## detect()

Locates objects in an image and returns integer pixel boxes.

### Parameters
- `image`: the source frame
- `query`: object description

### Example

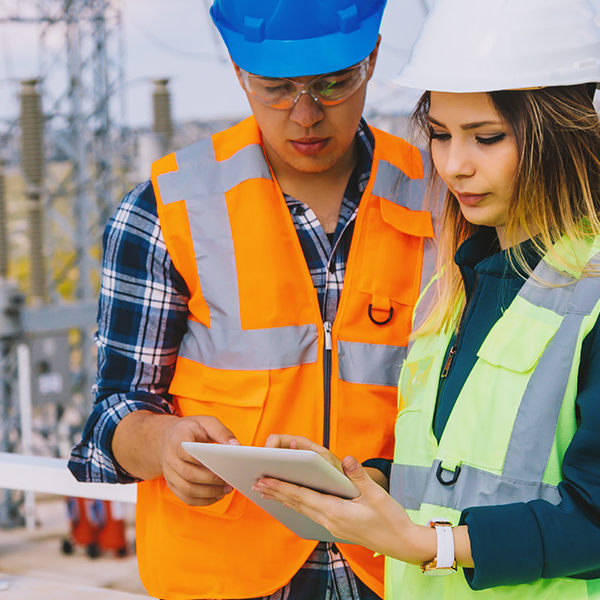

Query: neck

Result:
[264,139,358,233]
[495,224,532,250]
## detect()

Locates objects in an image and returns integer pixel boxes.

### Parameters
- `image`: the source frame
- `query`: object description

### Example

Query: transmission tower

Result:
[0,0,126,526]
[39,0,126,301]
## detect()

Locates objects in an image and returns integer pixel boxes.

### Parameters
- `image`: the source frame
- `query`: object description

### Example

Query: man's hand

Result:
[112,411,239,506]
[159,415,240,506]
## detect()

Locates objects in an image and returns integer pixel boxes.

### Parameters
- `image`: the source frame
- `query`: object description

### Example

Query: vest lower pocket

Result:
[158,476,247,520]
[167,367,270,518]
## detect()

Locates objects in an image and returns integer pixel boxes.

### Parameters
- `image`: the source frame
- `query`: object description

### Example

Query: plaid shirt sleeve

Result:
[68,181,190,483]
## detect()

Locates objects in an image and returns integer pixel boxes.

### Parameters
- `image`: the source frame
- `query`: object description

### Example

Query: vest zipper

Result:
[437,273,479,399]
[440,345,456,378]
[323,320,333,449]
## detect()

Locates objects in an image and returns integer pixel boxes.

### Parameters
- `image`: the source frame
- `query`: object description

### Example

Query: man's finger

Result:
[194,415,240,445]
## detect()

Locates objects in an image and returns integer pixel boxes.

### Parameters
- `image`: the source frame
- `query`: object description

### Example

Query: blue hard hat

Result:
[210,0,387,77]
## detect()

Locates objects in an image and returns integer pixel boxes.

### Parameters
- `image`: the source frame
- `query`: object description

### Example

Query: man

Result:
[69,1,433,599]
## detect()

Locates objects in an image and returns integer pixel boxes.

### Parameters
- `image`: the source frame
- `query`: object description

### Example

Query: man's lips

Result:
[290,137,330,155]
[456,192,489,206]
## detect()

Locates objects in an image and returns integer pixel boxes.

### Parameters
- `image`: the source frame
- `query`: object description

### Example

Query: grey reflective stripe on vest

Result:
[156,140,318,370]
[372,160,427,212]
[183,319,318,370]
[338,341,407,386]
[390,461,561,512]
[503,251,600,481]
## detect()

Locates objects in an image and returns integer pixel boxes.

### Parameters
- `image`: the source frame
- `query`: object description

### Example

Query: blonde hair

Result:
[412,84,600,336]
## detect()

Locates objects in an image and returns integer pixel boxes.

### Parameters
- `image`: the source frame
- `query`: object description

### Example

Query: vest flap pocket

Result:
[172,368,269,448]
[379,198,434,238]
[477,314,559,372]
[170,362,268,408]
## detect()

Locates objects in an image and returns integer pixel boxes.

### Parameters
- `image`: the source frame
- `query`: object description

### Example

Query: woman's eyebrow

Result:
[428,115,502,130]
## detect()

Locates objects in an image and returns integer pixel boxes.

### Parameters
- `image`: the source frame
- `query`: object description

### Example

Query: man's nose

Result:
[288,91,325,128]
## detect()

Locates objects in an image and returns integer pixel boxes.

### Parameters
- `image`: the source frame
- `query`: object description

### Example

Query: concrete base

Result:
[0,573,149,599]
[0,495,151,598]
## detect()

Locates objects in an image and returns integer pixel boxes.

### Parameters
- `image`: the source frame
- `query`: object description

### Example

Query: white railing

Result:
[0,452,136,503]
[0,342,136,531]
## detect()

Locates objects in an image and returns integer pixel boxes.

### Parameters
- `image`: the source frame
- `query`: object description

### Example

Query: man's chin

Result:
[283,153,339,175]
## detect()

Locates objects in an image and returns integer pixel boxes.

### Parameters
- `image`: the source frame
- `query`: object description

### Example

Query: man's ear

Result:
[232,61,246,90]
[367,35,382,81]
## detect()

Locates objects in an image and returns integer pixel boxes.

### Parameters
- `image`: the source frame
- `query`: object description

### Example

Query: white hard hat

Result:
[395,0,600,92]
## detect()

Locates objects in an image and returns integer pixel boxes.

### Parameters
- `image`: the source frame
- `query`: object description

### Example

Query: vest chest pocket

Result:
[372,198,434,307]
[477,311,562,373]
[165,366,269,519]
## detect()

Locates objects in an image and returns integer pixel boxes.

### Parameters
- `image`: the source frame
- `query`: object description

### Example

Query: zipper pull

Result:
[440,345,456,378]
[324,321,333,351]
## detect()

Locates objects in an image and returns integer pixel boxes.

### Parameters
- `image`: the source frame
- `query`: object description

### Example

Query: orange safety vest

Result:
[137,116,433,600]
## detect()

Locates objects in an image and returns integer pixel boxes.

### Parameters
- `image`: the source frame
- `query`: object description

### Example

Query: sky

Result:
[0,0,598,130]
[0,0,430,129]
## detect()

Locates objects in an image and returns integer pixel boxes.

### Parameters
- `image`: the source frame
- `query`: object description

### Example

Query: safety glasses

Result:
[239,58,370,110]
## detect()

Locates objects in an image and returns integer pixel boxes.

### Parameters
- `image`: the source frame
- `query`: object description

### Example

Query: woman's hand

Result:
[264,434,343,472]
[253,455,435,564]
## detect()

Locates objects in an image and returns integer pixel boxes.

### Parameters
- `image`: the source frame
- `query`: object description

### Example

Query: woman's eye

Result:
[430,131,450,141]
[476,133,507,145]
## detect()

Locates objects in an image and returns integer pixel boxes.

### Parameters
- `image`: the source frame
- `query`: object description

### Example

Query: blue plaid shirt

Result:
[68,120,375,483]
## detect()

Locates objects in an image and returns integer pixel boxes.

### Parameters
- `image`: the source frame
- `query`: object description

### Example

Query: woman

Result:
[252,0,600,597]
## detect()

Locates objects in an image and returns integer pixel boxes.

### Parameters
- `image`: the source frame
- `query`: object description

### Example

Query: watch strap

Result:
[421,520,457,575]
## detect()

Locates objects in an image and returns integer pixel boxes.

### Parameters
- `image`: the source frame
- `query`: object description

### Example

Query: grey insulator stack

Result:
[0,161,7,278]
[152,78,173,155]
[19,79,46,303]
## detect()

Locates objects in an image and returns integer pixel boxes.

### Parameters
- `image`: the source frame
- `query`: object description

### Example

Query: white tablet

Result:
[181,442,359,543]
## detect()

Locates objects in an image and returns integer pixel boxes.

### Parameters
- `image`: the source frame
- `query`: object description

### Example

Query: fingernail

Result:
[228,438,241,446]
[342,456,359,473]
[223,485,233,494]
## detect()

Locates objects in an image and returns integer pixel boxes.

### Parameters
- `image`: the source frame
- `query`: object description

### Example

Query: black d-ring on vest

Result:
[368,303,394,325]
[436,462,462,486]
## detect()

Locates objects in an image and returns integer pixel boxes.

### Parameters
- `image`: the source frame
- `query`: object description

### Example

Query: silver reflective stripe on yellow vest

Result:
[155,137,419,378]
[503,254,600,482]
[392,250,600,511]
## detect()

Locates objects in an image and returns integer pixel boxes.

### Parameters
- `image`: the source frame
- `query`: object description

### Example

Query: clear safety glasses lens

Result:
[241,59,369,110]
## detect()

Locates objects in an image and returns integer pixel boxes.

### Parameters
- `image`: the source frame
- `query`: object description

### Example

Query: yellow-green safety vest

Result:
[387,236,600,599]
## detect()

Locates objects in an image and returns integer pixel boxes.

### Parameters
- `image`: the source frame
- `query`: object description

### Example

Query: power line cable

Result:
[131,17,224,61]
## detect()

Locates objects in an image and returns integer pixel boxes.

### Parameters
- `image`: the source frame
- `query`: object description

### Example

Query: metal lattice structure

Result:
[0,0,126,527]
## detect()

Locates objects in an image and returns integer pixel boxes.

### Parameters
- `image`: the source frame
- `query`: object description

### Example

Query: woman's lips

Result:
[456,192,489,206]
[290,137,330,155]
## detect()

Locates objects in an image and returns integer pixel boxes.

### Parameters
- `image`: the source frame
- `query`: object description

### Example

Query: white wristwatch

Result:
[421,520,457,575]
